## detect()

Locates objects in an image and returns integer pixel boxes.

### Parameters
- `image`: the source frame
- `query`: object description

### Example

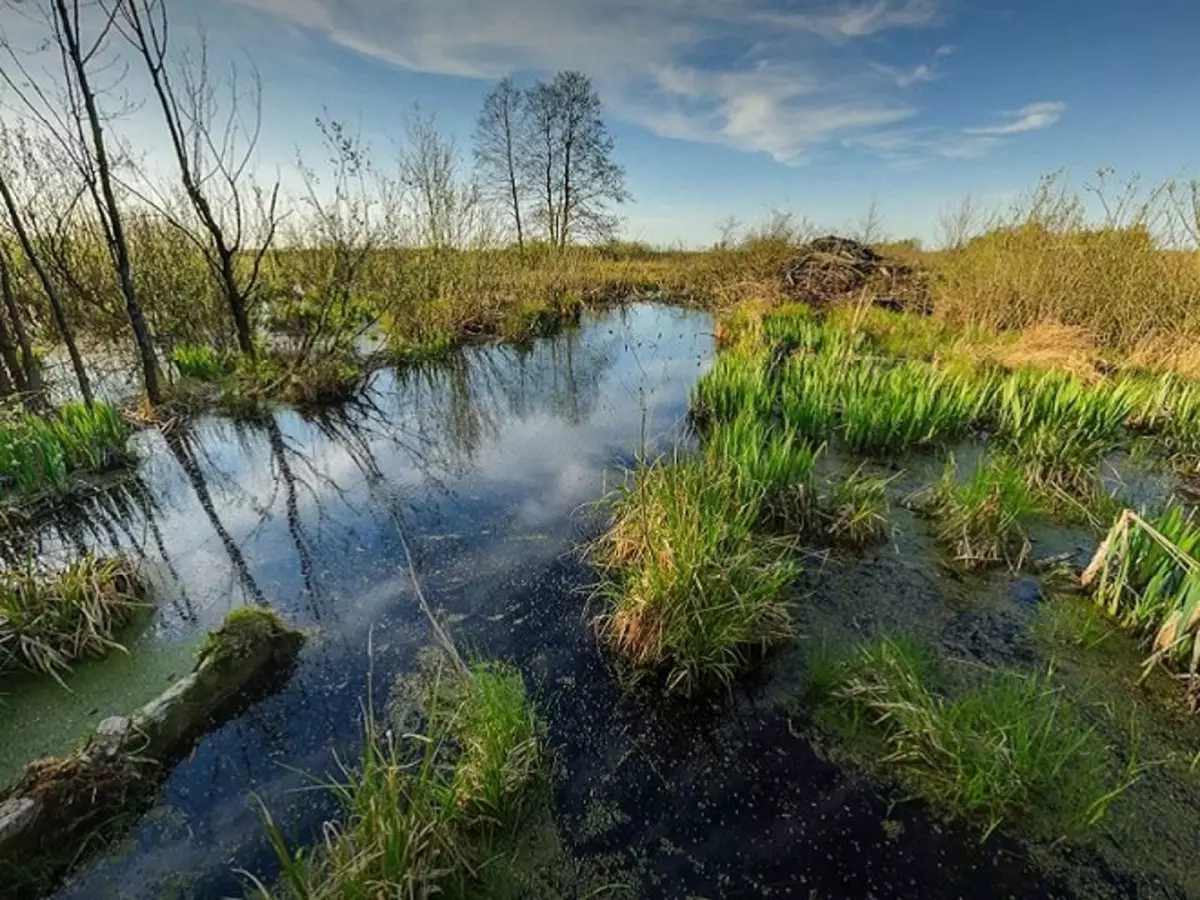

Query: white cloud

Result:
[966,101,1066,136]
[221,0,943,163]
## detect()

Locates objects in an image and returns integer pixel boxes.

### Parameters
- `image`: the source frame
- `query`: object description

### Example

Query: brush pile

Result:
[779,236,930,312]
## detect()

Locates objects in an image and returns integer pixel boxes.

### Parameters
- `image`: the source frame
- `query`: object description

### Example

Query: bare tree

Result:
[935,193,982,250]
[0,246,41,400]
[474,77,526,249]
[0,124,89,404]
[0,0,162,403]
[854,192,886,246]
[521,71,629,248]
[112,0,280,359]
[399,108,483,251]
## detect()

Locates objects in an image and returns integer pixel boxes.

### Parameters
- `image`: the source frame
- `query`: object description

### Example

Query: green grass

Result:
[0,403,131,498]
[822,637,1132,840]
[705,413,821,532]
[252,660,542,900]
[932,455,1042,569]
[171,344,229,381]
[0,554,142,680]
[1086,506,1200,674]
[838,361,993,455]
[690,348,774,428]
[589,453,797,692]
[994,370,1133,488]
[822,466,892,546]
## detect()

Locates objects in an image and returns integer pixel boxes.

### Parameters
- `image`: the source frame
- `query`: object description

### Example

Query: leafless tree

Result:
[0,0,162,403]
[474,77,526,249]
[521,71,629,248]
[112,0,280,359]
[0,123,89,403]
[854,192,886,246]
[399,108,484,251]
[935,193,982,250]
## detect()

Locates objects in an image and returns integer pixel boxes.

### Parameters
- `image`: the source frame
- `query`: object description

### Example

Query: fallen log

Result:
[0,606,304,892]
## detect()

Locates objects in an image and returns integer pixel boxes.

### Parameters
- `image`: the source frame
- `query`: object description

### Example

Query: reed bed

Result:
[253,660,542,900]
[826,638,1130,840]
[994,370,1134,488]
[0,554,142,679]
[1084,507,1200,677]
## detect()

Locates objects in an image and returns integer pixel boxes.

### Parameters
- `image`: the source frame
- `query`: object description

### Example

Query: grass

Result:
[0,554,142,680]
[589,453,797,693]
[994,369,1133,489]
[171,344,230,381]
[819,637,1133,840]
[0,403,131,498]
[690,347,774,428]
[705,413,821,532]
[251,659,542,900]
[1085,506,1200,676]
[932,455,1042,569]
[823,466,892,546]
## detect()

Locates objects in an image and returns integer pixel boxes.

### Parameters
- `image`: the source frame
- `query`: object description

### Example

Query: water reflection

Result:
[4,305,710,898]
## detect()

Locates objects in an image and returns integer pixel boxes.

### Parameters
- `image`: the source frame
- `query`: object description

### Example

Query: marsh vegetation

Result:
[1,2,1200,898]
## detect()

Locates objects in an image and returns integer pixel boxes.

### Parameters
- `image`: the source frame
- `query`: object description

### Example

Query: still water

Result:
[5,304,1073,898]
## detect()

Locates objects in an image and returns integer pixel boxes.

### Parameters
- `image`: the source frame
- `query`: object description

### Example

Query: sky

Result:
[6,0,1200,247]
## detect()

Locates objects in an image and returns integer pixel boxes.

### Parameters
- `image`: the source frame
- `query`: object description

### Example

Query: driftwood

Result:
[0,607,304,885]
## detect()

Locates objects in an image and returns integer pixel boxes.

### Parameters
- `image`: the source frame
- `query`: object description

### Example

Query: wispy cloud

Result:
[219,0,1047,166]
[966,101,1066,136]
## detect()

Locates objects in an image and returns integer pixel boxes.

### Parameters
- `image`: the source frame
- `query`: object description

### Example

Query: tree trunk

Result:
[221,252,255,358]
[504,109,524,250]
[0,254,29,396]
[0,173,90,405]
[0,255,42,404]
[54,0,161,405]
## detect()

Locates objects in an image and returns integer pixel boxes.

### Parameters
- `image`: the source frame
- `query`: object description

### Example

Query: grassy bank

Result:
[0,402,132,503]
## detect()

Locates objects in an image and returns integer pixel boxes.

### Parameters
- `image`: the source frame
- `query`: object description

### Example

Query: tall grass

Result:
[1085,507,1200,675]
[932,455,1042,569]
[823,466,892,546]
[0,403,131,497]
[826,638,1131,840]
[994,370,1133,487]
[0,554,142,679]
[706,413,821,531]
[590,454,797,692]
[690,348,774,427]
[932,177,1200,353]
[253,660,542,900]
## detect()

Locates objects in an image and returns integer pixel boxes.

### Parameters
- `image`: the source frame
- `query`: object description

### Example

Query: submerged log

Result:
[0,606,304,880]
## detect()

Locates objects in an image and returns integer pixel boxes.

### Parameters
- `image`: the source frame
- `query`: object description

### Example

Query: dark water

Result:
[7,304,1080,898]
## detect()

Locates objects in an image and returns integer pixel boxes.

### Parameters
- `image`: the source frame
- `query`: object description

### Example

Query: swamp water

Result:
[1,303,1192,898]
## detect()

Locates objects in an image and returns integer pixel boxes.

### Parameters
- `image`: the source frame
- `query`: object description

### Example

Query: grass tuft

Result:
[0,554,142,680]
[0,403,132,498]
[825,637,1132,840]
[251,659,542,899]
[589,453,797,693]
[932,455,1042,569]
[823,466,892,546]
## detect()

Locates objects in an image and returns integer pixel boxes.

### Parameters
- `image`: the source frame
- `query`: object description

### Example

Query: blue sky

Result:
[105,0,1200,245]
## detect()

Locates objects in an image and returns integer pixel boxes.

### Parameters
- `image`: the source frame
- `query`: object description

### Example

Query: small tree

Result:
[474,77,526,249]
[521,71,629,248]
[114,0,281,359]
[0,0,163,403]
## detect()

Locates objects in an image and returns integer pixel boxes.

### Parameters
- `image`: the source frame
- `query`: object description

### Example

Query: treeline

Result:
[0,0,631,410]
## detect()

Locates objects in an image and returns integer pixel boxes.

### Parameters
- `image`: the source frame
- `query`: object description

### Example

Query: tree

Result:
[474,77,526,248]
[520,72,629,248]
[113,0,281,359]
[0,0,163,404]
[400,108,483,251]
